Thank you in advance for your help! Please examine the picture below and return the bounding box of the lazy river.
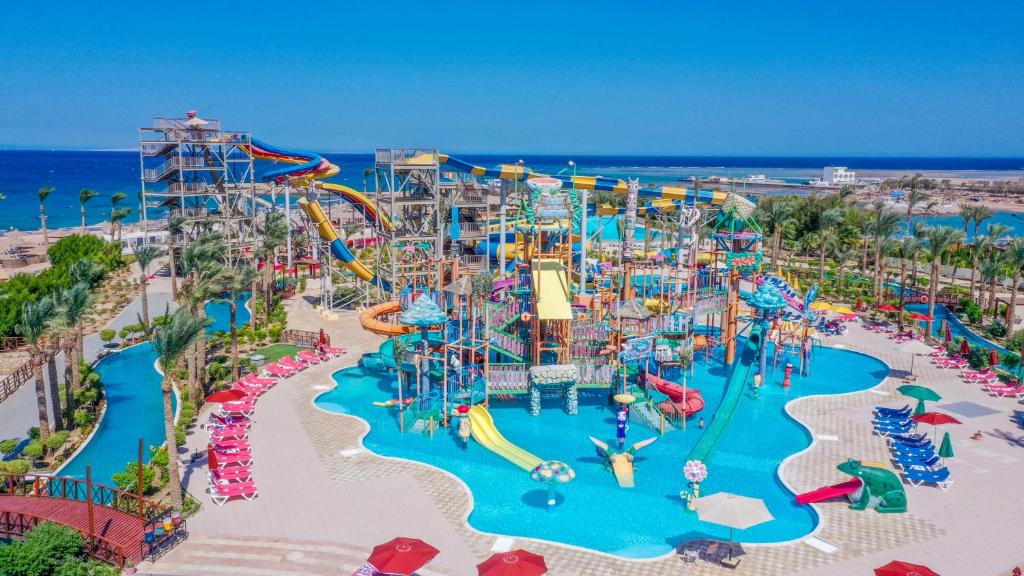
[315,341,889,558]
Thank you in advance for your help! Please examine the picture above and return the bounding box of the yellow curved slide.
[359,301,415,337]
[467,406,542,471]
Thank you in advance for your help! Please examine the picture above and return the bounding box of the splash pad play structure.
[136,114,888,555]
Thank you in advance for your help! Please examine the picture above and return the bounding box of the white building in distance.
[822,166,856,186]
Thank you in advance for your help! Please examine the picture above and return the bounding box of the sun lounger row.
[261,345,347,379]
[875,407,954,491]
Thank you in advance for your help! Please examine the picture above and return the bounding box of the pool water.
[315,342,888,557]
[204,292,252,334]
[59,343,173,486]
[60,295,246,486]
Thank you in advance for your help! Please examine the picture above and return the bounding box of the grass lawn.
[253,343,301,363]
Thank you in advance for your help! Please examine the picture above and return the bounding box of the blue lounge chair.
[874,422,914,433]
[889,437,932,449]
[888,433,928,446]
[875,405,911,417]
[893,454,941,470]
[904,466,953,490]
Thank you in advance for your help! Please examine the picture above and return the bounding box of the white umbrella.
[897,339,935,376]
[694,492,773,542]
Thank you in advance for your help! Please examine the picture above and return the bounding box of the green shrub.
[152,314,170,327]
[0,521,85,576]
[268,324,284,342]
[0,459,31,475]
[967,345,991,369]
[27,427,40,440]
[44,431,70,452]
[964,303,983,324]
[22,440,44,459]
[987,322,1008,338]
[117,327,130,339]
[99,328,115,343]
[72,410,95,428]
[0,438,19,454]
[112,461,156,494]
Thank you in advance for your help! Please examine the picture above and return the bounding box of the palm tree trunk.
[989,278,998,318]
[63,343,76,420]
[197,307,208,396]
[168,236,178,299]
[162,378,183,508]
[874,247,883,300]
[34,357,51,440]
[818,246,826,282]
[80,205,87,232]
[772,230,781,265]
[927,260,939,336]
[140,277,151,330]
[860,241,868,278]
[1007,270,1020,335]
[47,354,63,430]
[40,205,49,247]
[898,259,908,330]
[230,300,239,381]
[969,263,977,301]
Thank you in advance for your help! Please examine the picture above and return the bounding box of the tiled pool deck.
[139,298,1024,575]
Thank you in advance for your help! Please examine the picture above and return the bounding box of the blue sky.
[1,1,1022,156]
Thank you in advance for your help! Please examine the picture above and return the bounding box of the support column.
[529,384,542,416]
[565,381,578,415]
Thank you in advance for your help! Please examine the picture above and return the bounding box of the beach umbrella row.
[360,537,547,576]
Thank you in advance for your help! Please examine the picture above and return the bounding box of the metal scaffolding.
[138,114,258,261]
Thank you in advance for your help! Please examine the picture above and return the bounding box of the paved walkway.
[138,297,1024,575]
[0,261,175,440]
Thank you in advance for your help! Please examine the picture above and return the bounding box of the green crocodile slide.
[686,325,763,463]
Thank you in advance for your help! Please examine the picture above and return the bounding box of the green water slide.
[686,325,763,463]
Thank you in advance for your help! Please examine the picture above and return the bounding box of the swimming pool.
[204,291,252,334]
[315,342,888,557]
[59,343,172,486]
[60,295,244,486]
[905,303,1011,366]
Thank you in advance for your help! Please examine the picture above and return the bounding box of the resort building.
[822,166,856,186]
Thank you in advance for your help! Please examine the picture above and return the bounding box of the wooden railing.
[0,361,33,405]
[0,472,183,567]
[280,329,323,349]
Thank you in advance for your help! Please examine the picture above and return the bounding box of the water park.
[2,112,1024,576]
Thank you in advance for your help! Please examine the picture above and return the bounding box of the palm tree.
[754,199,793,265]
[816,208,843,282]
[969,235,993,301]
[151,309,207,508]
[78,189,98,231]
[978,251,1002,316]
[1004,237,1024,335]
[55,284,91,418]
[215,265,257,381]
[166,214,184,298]
[904,189,929,234]
[17,298,58,440]
[69,258,104,287]
[38,186,55,247]
[830,242,857,293]
[897,236,924,310]
[177,236,223,398]
[971,205,994,238]
[871,212,903,300]
[924,226,964,336]
[110,208,132,243]
[362,168,374,192]
[256,212,288,325]
[134,246,161,330]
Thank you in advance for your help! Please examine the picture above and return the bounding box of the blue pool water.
[204,292,252,334]
[905,303,1010,365]
[60,295,242,487]
[315,343,888,557]
[59,343,172,486]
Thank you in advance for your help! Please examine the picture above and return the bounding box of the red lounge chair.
[278,356,307,371]
[212,439,252,452]
[210,427,249,441]
[985,381,1024,399]
[263,363,295,378]
[210,480,259,505]
[320,345,347,357]
[298,349,329,364]
[219,402,256,417]
[210,466,253,484]
[211,449,253,467]
[208,414,252,428]
[243,374,277,386]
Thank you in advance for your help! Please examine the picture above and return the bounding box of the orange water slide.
[359,301,416,337]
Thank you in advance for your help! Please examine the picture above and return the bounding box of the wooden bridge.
[0,472,184,567]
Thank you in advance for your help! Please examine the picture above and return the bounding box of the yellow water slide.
[530,259,573,320]
[467,405,542,472]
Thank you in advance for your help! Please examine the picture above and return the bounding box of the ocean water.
[314,341,888,557]
[1,149,1022,232]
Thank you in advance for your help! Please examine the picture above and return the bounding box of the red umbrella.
[908,312,932,322]
[878,304,901,312]
[855,297,864,311]
[874,560,940,576]
[989,349,999,366]
[944,325,952,343]
[319,328,328,346]
[207,445,219,470]
[912,412,961,426]
[477,550,548,576]
[367,537,439,576]
[959,339,971,355]
[205,389,247,403]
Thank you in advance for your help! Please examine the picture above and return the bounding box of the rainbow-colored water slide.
[246,139,392,291]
